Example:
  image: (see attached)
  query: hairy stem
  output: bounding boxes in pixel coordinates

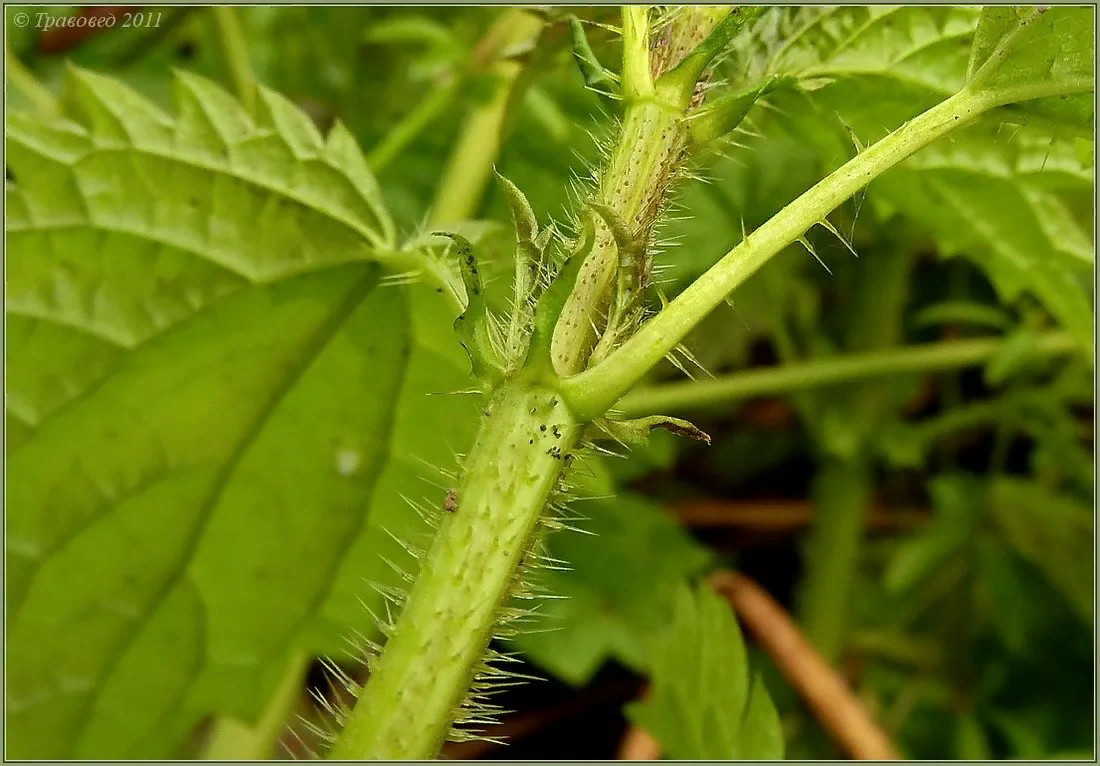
[561,88,1001,420]
[210,6,255,113]
[616,331,1076,416]
[328,381,581,759]
[428,10,543,226]
[551,6,730,375]
[330,11,735,758]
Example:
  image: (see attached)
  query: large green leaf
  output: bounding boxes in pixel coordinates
[695,7,1094,364]
[871,123,1094,355]
[749,6,982,139]
[624,583,785,760]
[6,69,479,757]
[749,6,1092,138]
[966,6,1094,133]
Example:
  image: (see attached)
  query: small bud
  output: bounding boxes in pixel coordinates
[595,414,711,445]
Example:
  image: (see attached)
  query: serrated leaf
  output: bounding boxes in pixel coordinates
[768,6,979,90]
[753,6,1092,140]
[967,6,1094,128]
[871,124,1094,357]
[761,6,982,136]
[6,69,480,758]
[625,583,784,760]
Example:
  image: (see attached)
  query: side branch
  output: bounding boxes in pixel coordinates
[560,88,999,420]
[615,331,1076,417]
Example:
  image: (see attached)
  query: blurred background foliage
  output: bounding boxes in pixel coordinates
[6,5,1094,760]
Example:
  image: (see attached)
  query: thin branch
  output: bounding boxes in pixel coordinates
[210,6,255,113]
[428,9,544,226]
[616,710,661,760]
[561,88,1008,420]
[674,499,926,532]
[615,331,1076,417]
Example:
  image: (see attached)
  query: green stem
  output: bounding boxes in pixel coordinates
[6,48,59,115]
[615,331,1076,417]
[796,460,873,664]
[210,6,255,113]
[328,10,752,759]
[367,76,461,172]
[561,88,999,420]
[550,100,687,373]
[328,381,581,760]
[202,651,310,759]
[551,7,730,376]
[797,246,913,664]
[620,7,654,100]
[428,10,543,226]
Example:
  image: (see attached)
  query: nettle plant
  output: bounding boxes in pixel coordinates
[7,4,1094,761]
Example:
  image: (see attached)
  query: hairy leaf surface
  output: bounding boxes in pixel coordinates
[966,6,1094,133]
[722,8,1095,358]
[747,6,982,139]
[749,6,1092,137]
[6,68,479,758]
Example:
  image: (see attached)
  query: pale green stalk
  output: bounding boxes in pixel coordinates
[329,10,731,759]
[210,6,255,113]
[615,332,1077,416]
[797,460,872,664]
[797,246,913,664]
[428,10,543,225]
[551,6,731,375]
[620,7,654,101]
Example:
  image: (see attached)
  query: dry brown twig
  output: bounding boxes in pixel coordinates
[674,499,926,532]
